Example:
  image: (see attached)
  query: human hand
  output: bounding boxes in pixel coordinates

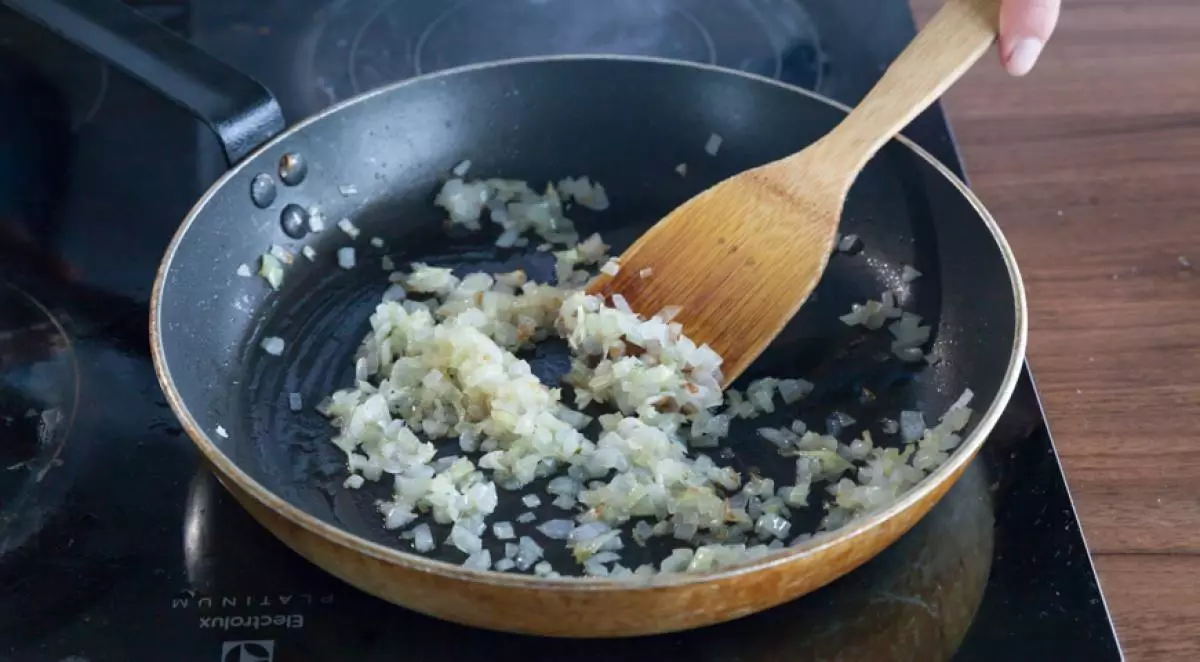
[999,0,1061,76]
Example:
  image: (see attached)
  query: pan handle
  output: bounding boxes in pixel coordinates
[2,0,285,165]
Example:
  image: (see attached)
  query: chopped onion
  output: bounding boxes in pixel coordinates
[236,264,252,277]
[270,244,294,264]
[537,519,574,540]
[382,284,407,302]
[755,513,792,539]
[654,305,682,322]
[660,548,694,573]
[899,410,925,442]
[301,245,318,261]
[757,427,793,448]
[515,536,544,570]
[258,253,284,290]
[611,293,632,314]
[840,295,901,330]
[215,425,228,438]
[260,336,285,356]
[632,520,655,545]
[779,485,808,507]
[557,176,610,211]
[337,218,360,239]
[449,523,483,554]
[337,247,356,269]
[339,184,359,197]
[946,389,975,415]
[463,549,491,570]
[412,524,435,552]
[705,133,723,156]
[547,476,580,496]
[288,392,303,411]
[307,207,326,233]
[778,379,813,404]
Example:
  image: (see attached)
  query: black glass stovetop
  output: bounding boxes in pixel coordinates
[0,1,1124,660]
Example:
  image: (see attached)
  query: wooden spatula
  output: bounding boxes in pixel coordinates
[588,0,1001,387]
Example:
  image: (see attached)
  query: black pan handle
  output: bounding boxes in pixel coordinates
[2,0,286,165]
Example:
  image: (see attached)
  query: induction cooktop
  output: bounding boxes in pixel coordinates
[0,1,1122,660]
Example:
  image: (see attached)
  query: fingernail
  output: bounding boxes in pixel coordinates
[1006,38,1044,77]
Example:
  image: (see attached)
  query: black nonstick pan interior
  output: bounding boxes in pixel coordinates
[150,58,1018,571]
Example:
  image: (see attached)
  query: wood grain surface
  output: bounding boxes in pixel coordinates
[910,0,1200,658]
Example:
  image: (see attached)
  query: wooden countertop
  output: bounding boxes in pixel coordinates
[910,0,1200,658]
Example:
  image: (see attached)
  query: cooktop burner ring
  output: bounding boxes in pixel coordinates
[77,63,109,129]
[406,0,718,78]
[305,0,823,111]
[0,38,108,130]
[0,282,79,557]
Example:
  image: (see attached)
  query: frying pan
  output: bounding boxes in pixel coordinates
[10,0,1026,638]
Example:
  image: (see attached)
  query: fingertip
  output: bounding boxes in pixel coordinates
[1002,37,1044,77]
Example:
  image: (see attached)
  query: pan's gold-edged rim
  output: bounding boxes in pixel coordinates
[150,53,1028,593]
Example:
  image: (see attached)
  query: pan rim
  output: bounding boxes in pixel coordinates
[150,53,1028,592]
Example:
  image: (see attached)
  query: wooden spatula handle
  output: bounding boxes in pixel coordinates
[805,0,1000,175]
